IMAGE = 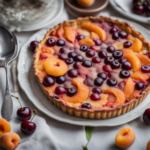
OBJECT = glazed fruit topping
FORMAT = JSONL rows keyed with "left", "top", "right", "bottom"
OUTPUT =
{"left": 93, "top": 39, "right": 102, "bottom": 46}
{"left": 141, "top": 65, "right": 150, "bottom": 73}
{"left": 135, "top": 82, "right": 145, "bottom": 90}
{"left": 73, "top": 62, "right": 81, "bottom": 69}
{"left": 68, "top": 52, "right": 77, "bottom": 58}
{"left": 46, "top": 38, "right": 56, "bottom": 47}
{"left": 68, "top": 69, "right": 78, "bottom": 78}
{"left": 90, "top": 93, "right": 101, "bottom": 101}
{"left": 92, "top": 57, "right": 101, "bottom": 63}
{"left": 94, "top": 78, "right": 103, "bottom": 86}
{"left": 56, "top": 39, "right": 65, "bottom": 46}
{"left": 113, "top": 50, "right": 123, "bottom": 59}
{"left": 76, "top": 35, "right": 85, "bottom": 41}
{"left": 55, "top": 86, "right": 66, "bottom": 94}
{"left": 120, "top": 70, "right": 130, "bottom": 78}
{"left": 80, "top": 45, "right": 88, "bottom": 52}
{"left": 65, "top": 57, "right": 74, "bottom": 64}
{"left": 67, "top": 88, "right": 77, "bottom": 96}
{"left": 119, "top": 31, "right": 128, "bottom": 39}
{"left": 56, "top": 76, "right": 66, "bottom": 84}
{"left": 59, "top": 47, "right": 66, "bottom": 53}
{"left": 81, "top": 103, "right": 91, "bottom": 109}
{"left": 92, "top": 87, "right": 102, "bottom": 94}
{"left": 86, "top": 49, "right": 95, "bottom": 57}
{"left": 104, "top": 56, "right": 114, "bottom": 64}
{"left": 112, "top": 32, "right": 119, "bottom": 40}
{"left": 124, "top": 41, "right": 132, "bottom": 48}
{"left": 30, "top": 41, "right": 39, "bottom": 52}
{"left": 107, "top": 46, "right": 115, "bottom": 53}
{"left": 107, "top": 78, "right": 117, "bottom": 86}
{"left": 97, "top": 72, "right": 107, "bottom": 80}
{"left": 110, "top": 27, "right": 118, "bottom": 34}
{"left": 43, "top": 76, "right": 55, "bottom": 87}
{"left": 82, "top": 60, "right": 92, "bottom": 67}
{"left": 111, "top": 61, "right": 120, "bottom": 69}
{"left": 74, "top": 55, "right": 84, "bottom": 62}
{"left": 103, "top": 65, "right": 112, "bottom": 72}
{"left": 98, "top": 51, "right": 107, "bottom": 58}
{"left": 122, "top": 61, "right": 132, "bottom": 70}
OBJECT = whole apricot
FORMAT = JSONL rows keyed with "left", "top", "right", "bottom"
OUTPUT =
{"left": 115, "top": 127, "right": 135, "bottom": 149}
{"left": 147, "top": 140, "right": 150, "bottom": 150}
{"left": 77, "top": 0, "right": 95, "bottom": 7}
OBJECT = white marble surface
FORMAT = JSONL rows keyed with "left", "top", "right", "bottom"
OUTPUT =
{"left": 1, "top": 2, "right": 150, "bottom": 150}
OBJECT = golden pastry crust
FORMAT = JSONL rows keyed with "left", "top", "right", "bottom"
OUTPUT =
{"left": 33, "top": 16, "right": 150, "bottom": 119}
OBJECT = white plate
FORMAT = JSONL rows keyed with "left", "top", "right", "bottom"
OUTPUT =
{"left": 110, "top": 0, "right": 150, "bottom": 24}
{"left": 18, "top": 17, "right": 150, "bottom": 127}
{"left": 6, "top": 0, "right": 64, "bottom": 32}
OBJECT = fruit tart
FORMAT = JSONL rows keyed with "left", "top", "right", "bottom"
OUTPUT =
{"left": 33, "top": 16, "right": 150, "bottom": 119}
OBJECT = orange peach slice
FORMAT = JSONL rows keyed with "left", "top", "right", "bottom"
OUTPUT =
{"left": 62, "top": 77, "right": 90, "bottom": 103}
{"left": 121, "top": 49, "right": 133, "bottom": 54}
{"left": 124, "top": 78, "right": 135, "bottom": 99}
{"left": 64, "top": 27, "right": 76, "bottom": 43}
{"left": 147, "top": 140, "right": 150, "bottom": 150}
{"left": 131, "top": 71, "right": 149, "bottom": 81}
{"left": 0, "top": 118, "right": 11, "bottom": 138}
{"left": 91, "top": 32, "right": 99, "bottom": 39}
{"left": 41, "top": 46, "right": 55, "bottom": 54}
{"left": 44, "top": 57, "right": 68, "bottom": 76}
{"left": 81, "top": 23, "right": 107, "bottom": 41}
{"left": 104, "top": 88, "right": 125, "bottom": 106}
{"left": 123, "top": 52, "right": 141, "bottom": 72}
{"left": 115, "top": 127, "right": 135, "bottom": 149}
{"left": 135, "top": 53, "right": 150, "bottom": 65}
{"left": 0, "top": 132, "right": 20, "bottom": 150}
{"left": 79, "top": 39, "right": 95, "bottom": 47}
{"left": 56, "top": 28, "right": 64, "bottom": 37}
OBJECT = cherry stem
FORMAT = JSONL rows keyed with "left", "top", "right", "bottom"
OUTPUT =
{"left": 30, "top": 110, "right": 37, "bottom": 122}
{"left": 11, "top": 95, "right": 23, "bottom": 110}
{"left": 138, "top": 2, "right": 143, "bottom": 5}
{"left": 147, "top": 0, "right": 150, "bottom": 5}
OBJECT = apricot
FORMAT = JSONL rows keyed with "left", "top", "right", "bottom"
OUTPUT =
{"left": 147, "top": 140, "right": 150, "bottom": 150}
{"left": 41, "top": 46, "right": 55, "bottom": 54}
{"left": 104, "top": 88, "right": 125, "bottom": 106}
{"left": 131, "top": 71, "right": 149, "bottom": 81}
{"left": 121, "top": 48, "right": 133, "bottom": 54}
{"left": 124, "top": 78, "right": 135, "bottom": 99}
{"left": 64, "top": 27, "right": 76, "bottom": 43}
{"left": 44, "top": 57, "right": 68, "bottom": 76}
{"left": 0, "top": 118, "right": 11, "bottom": 138}
{"left": 135, "top": 53, "right": 150, "bottom": 65}
{"left": 62, "top": 77, "right": 90, "bottom": 103}
{"left": 81, "top": 23, "right": 107, "bottom": 41}
{"left": 91, "top": 32, "right": 99, "bottom": 39}
{"left": 0, "top": 132, "right": 20, "bottom": 150}
{"left": 77, "top": 0, "right": 95, "bottom": 7}
{"left": 79, "top": 39, "right": 95, "bottom": 47}
{"left": 56, "top": 28, "right": 64, "bottom": 37}
{"left": 127, "top": 35, "right": 143, "bottom": 52}
{"left": 123, "top": 52, "right": 141, "bottom": 72}
{"left": 115, "top": 127, "right": 135, "bottom": 149}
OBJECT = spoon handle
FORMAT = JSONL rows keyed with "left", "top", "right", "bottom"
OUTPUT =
{"left": 1, "top": 64, "right": 13, "bottom": 120}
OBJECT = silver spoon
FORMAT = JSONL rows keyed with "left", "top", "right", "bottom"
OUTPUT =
{"left": 0, "top": 25, "right": 19, "bottom": 120}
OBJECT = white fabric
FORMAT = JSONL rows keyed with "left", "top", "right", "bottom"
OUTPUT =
{"left": 1, "top": 4, "right": 150, "bottom": 150}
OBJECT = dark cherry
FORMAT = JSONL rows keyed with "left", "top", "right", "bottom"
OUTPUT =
{"left": 80, "top": 45, "right": 88, "bottom": 52}
{"left": 46, "top": 38, "right": 56, "bottom": 47}
{"left": 92, "top": 57, "right": 101, "bottom": 63}
{"left": 82, "top": 60, "right": 92, "bottom": 68}
{"left": 73, "top": 62, "right": 81, "bottom": 69}
{"left": 135, "top": 82, "right": 144, "bottom": 90}
{"left": 113, "top": 50, "right": 123, "bottom": 59}
{"left": 133, "top": 0, "right": 145, "bottom": 3}
{"left": 120, "top": 70, "right": 130, "bottom": 78}
{"left": 65, "top": 58, "right": 74, "bottom": 64}
{"left": 122, "top": 61, "right": 132, "bottom": 70}
{"left": 143, "top": 1, "right": 149, "bottom": 8}
{"left": 143, "top": 109, "right": 150, "bottom": 125}
{"left": 90, "top": 93, "right": 100, "bottom": 101}
{"left": 110, "top": 27, "right": 118, "bottom": 34}
{"left": 84, "top": 77, "right": 94, "bottom": 87}
{"left": 119, "top": 31, "right": 128, "bottom": 39}
{"left": 124, "top": 41, "right": 132, "bottom": 48}
{"left": 76, "top": 35, "right": 85, "bottom": 41}
{"left": 97, "top": 72, "right": 107, "bottom": 80}
{"left": 107, "top": 78, "right": 117, "bottom": 86}
{"left": 68, "top": 52, "right": 77, "bottom": 58}
{"left": 68, "top": 69, "right": 78, "bottom": 78}
{"left": 94, "top": 78, "right": 103, "bottom": 86}
{"left": 145, "top": 5, "right": 150, "bottom": 17}
{"left": 108, "top": 22, "right": 114, "bottom": 27}
{"left": 74, "top": 55, "right": 84, "bottom": 62}
{"left": 98, "top": 51, "right": 107, "bottom": 58}
{"left": 86, "top": 49, "right": 95, "bottom": 57}
{"left": 58, "top": 53, "right": 68, "bottom": 60}
{"left": 104, "top": 56, "right": 114, "bottom": 64}
{"left": 112, "top": 32, "right": 119, "bottom": 40}
{"left": 55, "top": 86, "right": 66, "bottom": 94}
{"left": 111, "top": 61, "right": 120, "bottom": 69}
{"left": 53, "top": 95, "right": 59, "bottom": 99}
{"left": 56, "top": 39, "right": 65, "bottom": 46}
{"left": 30, "top": 41, "right": 39, "bottom": 52}
{"left": 56, "top": 76, "right": 66, "bottom": 84}
{"left": 125, "top": 99, "right": 131, "bottom": 103}
{"left": 141, "top": 65, "right": 150, "bottom": 73}
{"left": 92, "top": 87, "right": 102, "bottom": 94}
{"left": 119, "top": 57, "right": 127, "bottom": 64}
{"left": 59, "top": 47, "right": 66, "bottom": 53}
{"left": 107, "top": 46, "right": 115, "bottom": 53}
{"left": 66, "top": 88, "right": 77, "bottom": 97}
{"left": 133, "top": 3, "right": 144, "bottom": 15}
{"left": 93, "top": 39, "right": 102, "bottom": 46}
{"left": 17, "top": 107, "right": 31, "bottom": 121}
{"left": 118, "top": 80, "right": 126, "bottom": 91}
{"left": 103, "top": 65, "right": 112, "bottom": 72}
{"left": 43, "top": 76, "right": 55, "bottom": 87}
{"left": 81, "top": 103, "right": 91, "bottom": 109}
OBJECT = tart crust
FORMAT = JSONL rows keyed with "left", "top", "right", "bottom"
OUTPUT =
{"left": 34, "top": 16, "right": 150, "bottom": 119}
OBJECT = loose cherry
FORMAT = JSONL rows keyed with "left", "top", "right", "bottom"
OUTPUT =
{"left": 133, "top": 2, "right": 144, "bottom": 15}
{"left": 29, "top": 41, "right": 39, "bottom": 52}
{"left": 143, "top": 108, "right": 150, "bottom": 125}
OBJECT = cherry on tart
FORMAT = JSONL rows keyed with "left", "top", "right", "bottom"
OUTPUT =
{"left": 30, "top": 41, "right": 39, "bottom": 52}
{"left": 33, "top": 16, "right": 150, "bottom": 119}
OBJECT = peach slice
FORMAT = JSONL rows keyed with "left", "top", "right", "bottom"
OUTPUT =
{"left": 127, "top": 34, "right": 143, "bottom": 52}
{"left": 135, "top": 53, "right": 150, "bottom": 65}
{"left": 56, "top": 28, "right": 64, "bottom": 37}
{"left": 131, "top": 71, "right": 149, "bottom": 81}
{"left": 123, "top": 52, "right": 141, "bottom": 72}
{"left": 104, "top": 88, "right": 125, "bottom": 106}
{"left": 81, "top": 23, "right": 107, "bottom": 41}
{"left": 41, "top": 46, "right": 55, "bottom": 54}
{"left": 64, "top": 27, "right": 76, "bottom": 43}
{"left": 121, "top": 49, "right": 133, "bottom": 54}
{"left": 0, "top": 118, "right": 11, "bottom": 138}
{"left": 0, "top": 132, "right": 20, "bottom": 150}
{"left": 79, "top": 39, "right": 95, "bottom": 47}
{"left": 44, "top": 57, "right": 68, "bottom": 76}
{"left": 115, "top": 127, "right": 135, "bottom": 149}
{"left": 147, "top": 140, "right": 150, "bottom": 150}
{"left": 91, "top": 32, "right": 99, "bottom": 39}
{"left": 124, "top": 78, "right": 135, "bottom": 99}
{"left": 62, "top": 77, "right": 90, "bottom": 103}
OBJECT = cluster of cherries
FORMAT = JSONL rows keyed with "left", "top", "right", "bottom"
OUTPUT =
{"left": 133, "top": 0, "right": 150, "bottom": 17}
{"left": 11, "top": 95, "right": 37, "bottom": 135}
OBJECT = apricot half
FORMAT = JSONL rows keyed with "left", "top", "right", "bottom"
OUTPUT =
{"left": 115, "top": 127, "right": 135, "bottom": 149}
{"left": 131, "top": 71, "right": 149, "bottom": 81}
{"left": 0, "top": 118, "right": 11, "bottom": 137}
{"left": 79, "top": 39, "right": 95, "bottom": 47}
{"left": 135, "top": 53, "right": 150, "bottom": 65}
{"left": 121, "top": 48, "right": 133, "bottom": 54}
{"left": 64, "top": 27, "right": 76, "bottom": 43}
{"left": 44, "top": 57, "right": 68, "bottom": 76}
{"left": 104, "top": 88, "right": 125, "bottom": 106}
{"left": 124, "top": 78, "right": 135, "bottom": 99}
{"left": 77, "top": 0, "right": 95, "bottom": 7}
{"left": 56, "top": 28, "right": 64, "bottom": 37}
{"left": 123, "top": 52, "right": 141, "bottom": 72}
{"left": 91, "top": 32, "right": 99, "bottom": 39}
{"left": 81, "top": 23, "right": 107, "bottom": 41}
{"left": 62, "top": 77, "right": 90, "bottom": 103}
